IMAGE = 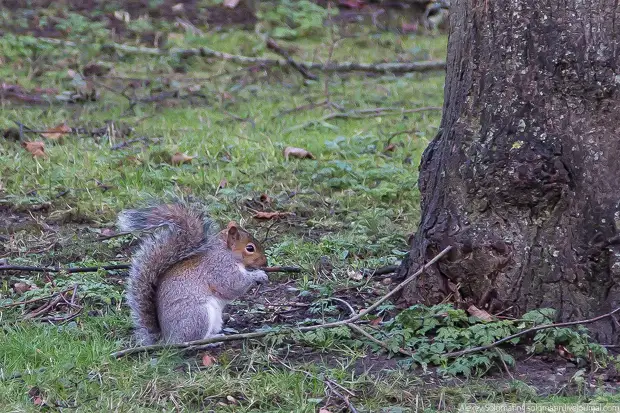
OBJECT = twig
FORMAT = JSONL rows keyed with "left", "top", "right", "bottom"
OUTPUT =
{"left": 346, "top": 322, "right": 413, "bottom": 357}
{"left": 330, "top": 297, "right": 356, "bottom": 316}
{"left": 0, "top": 264, "right": 301, "bottom": 274}
{"left": 110, "top": 137, "right": 159, "bottom": 151}
{"left": 262, "top": 266, "right": 302, "bottom": 273}
{"left": 285, "top": 106, "right": 442, "bottom": 133}
{"left": 266, "top": 38, "right": 317, "bottom": 81}
{"left": 35, "top": 37, "right": 446, "bottom": 75}
{"left": 0, "top": 292, "right": 61, "bottom": 309}
{"left": 361, "top": 265, "right": 399, "bottom": 277}
{"left": 443, "top": 306, "right": 620, "bottom": 359}
{"left": 110, "top": 246, "right": 452, "bottom": 358}
{"left": 494, "top": 348, "right": 515, "bottom": 380}
{"left": 1, "top": 367, "right": 47, "bottom": 381}
{"left": 326, "top": 379, "right": 359, "bottom": 413}
{"left": 0, "top": 264, "right": 130, "bottom": 274}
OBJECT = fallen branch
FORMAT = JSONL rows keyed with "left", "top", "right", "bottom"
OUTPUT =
{"left": 110, "top": 245, "right": 452, "bottom": 358}
{"left": 443, "top": 306, "right": 620, "bottom": 359}
{"left": 0, "top": 264, "right": 301, "bottom": 274}
{"left": 361, "top": 265, "right": 399, "bottom": 277}
{"left": 36, "top": 37, "right": 446, "bottom": 75}
{"left": 285, "top": 106, "right": 442, "bottom": 133}
{"left": 0, "top": 264, "right": 130, "bottom": 274}
{"left": 266, "top": 37, "right": 317, "bottom": 80}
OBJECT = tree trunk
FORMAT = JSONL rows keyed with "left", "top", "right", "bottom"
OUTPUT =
{"left": 398, "top": 0, "right": 620, "bottom": 343}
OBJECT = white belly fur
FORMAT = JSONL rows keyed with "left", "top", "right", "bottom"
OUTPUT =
{"left": 203, "top": 296, "right": 226, "bottom": 338}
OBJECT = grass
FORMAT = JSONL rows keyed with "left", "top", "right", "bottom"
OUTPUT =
{"left": 1, "top": 3, "right": 618, "bottom": 412}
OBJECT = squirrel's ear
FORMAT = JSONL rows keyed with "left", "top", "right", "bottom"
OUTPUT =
{"left": 226, "top": 223, "right": 240, "bottom": 245}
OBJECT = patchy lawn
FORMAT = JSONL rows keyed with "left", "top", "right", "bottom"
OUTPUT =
{"left": 1, "top": 2, "right": 619, "bottom": 412}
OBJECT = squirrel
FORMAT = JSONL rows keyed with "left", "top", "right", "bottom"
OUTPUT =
{"left": 117, "top": 202, "right": 269, "bottom": 345}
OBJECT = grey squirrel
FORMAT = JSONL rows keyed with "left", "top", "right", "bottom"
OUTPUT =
{"left": 118, "top": 202, "right": 269, "bottom": 345}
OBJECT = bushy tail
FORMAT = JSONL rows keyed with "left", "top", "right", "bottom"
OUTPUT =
{"left": 118, "top": 203, "right": 212, "bottom": 344}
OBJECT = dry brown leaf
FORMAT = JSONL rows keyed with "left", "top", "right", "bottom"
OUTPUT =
{"left": 201, "top": 353, "right": 217, "bottom": 366}
{"left": 259, "top": 193, "right": 271, "bottom": 204}
{"left": 319, "top": 408, "right": 332, "bottom": 413}
{"left": 100, "top": 228, "right": 116, "bottom": 237}
{"left": 383, "top": 143, "right": 396, "bottom": 152}
{"left": 23, "top": 141, "right": 47, "bottom": 157}
{"left": 223, "top": 0, "right": 241, "bottom": 8}
{"left": 41, "top": 123, "right": 71, "bottom": 141}
{"left": 13, "top": 282, "right": 32, "bottom": 294}
{"left": 114, "top": 10, "right": 130, "bottom": 22}
{"left": 226, "top": 395, "right": 238, "bottom": 404}
{"left": 467, "top": 305, "right": 494, "bottom": 322}
{"left": 171, "top": 152, "right": 195, "bottom": 165}
{"left": 347, "top": 269, "right": 363, "bottom": 281}
{"left": 369, "top": 316, "right": 383, "bottom": 326}
{"left": 381, "top": 277, "right": 392, "bottom": 285}
{"left": 218, "top": 179, "right": 227, "bottom": 189}
{"left": 283, "top": 146, "right": 315, "bottom": 161}
{"left": 253, "top": 211, "right": 292, "bottom": 220}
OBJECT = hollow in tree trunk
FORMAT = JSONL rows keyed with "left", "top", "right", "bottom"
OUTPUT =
{"left": 398, "top": 0, "right": 620, "bottom": 343}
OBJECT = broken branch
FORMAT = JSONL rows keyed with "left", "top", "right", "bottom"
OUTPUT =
{"left": 443, "top": 306, "right": 620, "bottom": 359}
{"left": 36, "top": 37, "right": 446, "bottom": 75}
{"left": 0, "top": 264, "right": 301, "bottom": 274}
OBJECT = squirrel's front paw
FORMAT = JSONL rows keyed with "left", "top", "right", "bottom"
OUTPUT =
{"left": 251, "top": 269, "right": 268, "bottom": 284}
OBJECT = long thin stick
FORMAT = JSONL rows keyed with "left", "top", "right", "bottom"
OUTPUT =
{"left": 0, "top": 264, "right": 301, "bottom": 274}
{"left": 36, "top": 37, "right": 446, "bottom": 75}
{"left": 0, "top": 264, "right": 130, "bottom": 274}
{"left": 443, "top": 306, "right": 620, "bottom": 359}
{"left": 110, "top": 246, "right": 452, "bottom": 358}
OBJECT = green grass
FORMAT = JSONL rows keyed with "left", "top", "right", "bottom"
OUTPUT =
{"left": 1, "top": 5, "right": 618, "bottom": 412}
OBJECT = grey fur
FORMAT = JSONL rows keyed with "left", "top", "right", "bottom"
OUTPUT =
{"left": 118, "top": 203, "right": 267, "bottom": 345}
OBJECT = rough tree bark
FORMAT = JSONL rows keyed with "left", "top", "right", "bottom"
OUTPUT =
{"left": 398, "top": 0, "right": 620, "bottom": 343}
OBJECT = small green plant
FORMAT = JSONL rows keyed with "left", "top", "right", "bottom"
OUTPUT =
{"left": 372, "top": 304, "right": 611, "bottom": 377}
{"left": 257, "top": 0, "right": 338, "bottom": 40}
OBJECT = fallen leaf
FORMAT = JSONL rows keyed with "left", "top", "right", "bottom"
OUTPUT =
{"left": 339, "top": 0, "right": 365, "bottom": 9}
{"left": 223, "top": 0, "right": 240, "bottom": 8}
{"left": 381, "top": 277, "right": 392, "bottom": 285}
{"left": 283, "top": 146, "right": 315, "bottom": 161}
{"left": 347, "top": 269, "right": 363, "bottom": 281}
{"left": 384, "top": 143, "right": 396, "bottom": 152}
{"left": 226, "top": 395, "right": 238, "bottom": 404}
{"left": 467, "top": 305, "right": 494, "bottom": 322}
{"left": 83, "top": 61, "right": 112, "bottom": 77}
{"left": 28, "top": 387, "right": 45, "bottom": 407}
{"left": 114, "top": 10, "right": 131, "bottom": 22}
{"left": 259, "top": 193, "right": 271, "bottom": 204}
{"left": 100, "top": 228, "right": 116, "bottom": 237}
{"left": 41, "top": 123, "right": 71, "bottom": 141}
{"left": 370, "top": 316, "right": 383, "bottom": 326}
{"left": 557, "top": 344, "right": 575, "bottom": 360}
{"left": 23, "top": 141, "right": 47, "bottom": 157}
{"left": 171, "top": 152, "right": 195, "bottom": 165}
{"left": 171, "top": 3, "right": 184, "bottom": 11}
{"left": 218, "top": 179, "right": 227, "bottom": 189}
{"left": 319, "top": 408, "right": 332, "bottom": 413}
{"left": 202, "top": 353, "right": 217, "bottom": 366}
{"left": 13, "top": 282, "right": 32, "bottom": 294}
{"left": 253, "top": 211, "right": 292, "bottom": 220}
{"left": 401, "top": 21, "right": 419, "bottom": 33}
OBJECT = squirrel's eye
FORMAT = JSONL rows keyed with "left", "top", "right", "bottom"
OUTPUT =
{"left": 245, "top": 243, "right": 255, "bottom": 253}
